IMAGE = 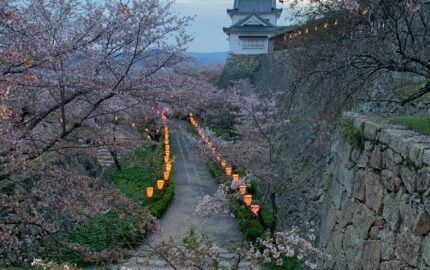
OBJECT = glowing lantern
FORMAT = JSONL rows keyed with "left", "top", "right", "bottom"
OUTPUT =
{"left": 216, "top": 156, "right": 221, "bottom": 161}
{"left": 146, "top": 187, "right": 154, "bottom": 199}
{"left": 334, "top": 19, "right": 339, "bottom": 26}
{"left": 164, "top": 156, "right": 169, "bottom": 163}
{"left": 323, "top": 22, "right": 328, "bottom": 29}
{"left": 166, "top": 163, "right": 172, "bottom": 172}
{"left": 164, "top": 171, "right": 170, "bottom": 181}
{"left": 131, "top": 122, "right": 136, "bottom": 128}
{"left": 189, "top": 112, "right": 193, "bottom": 117}
{"left": 157, "top": 180, "right": 165, "bottom": 190}
{"left": 221, "top": 160, "right": 227, "bottom": 168}
{"left": 233, "top": 174, "right": 239, "bottom": 182}
{"left": 239, "top": 185, "right": 247, "bottom": 196}
{"left": 165, "top": 150, "right": 170, "bottom": 157}
{"left": 114, "top": 116, "right": 119, "bottom": 122}
{"left": 305, "top": 28, "right": 309, "bottom": 34}
{"left": 251, "top": 204, "right": 260, "bottom": 216}
{"left": 225, "top": 167, "right": 232, "bottom": 176}
{"left": 165, "top": 144, "right": 170, "bottom": 151}
{"left": 161, "top": 114, "right": 167, "bottom": 121}
{"left": 243, "top": 195, "right": 252, "bottom": 206}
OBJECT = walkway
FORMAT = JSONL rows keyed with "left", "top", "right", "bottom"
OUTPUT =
{"left": 104, "top": 121, "right": 241, "bottom": 270}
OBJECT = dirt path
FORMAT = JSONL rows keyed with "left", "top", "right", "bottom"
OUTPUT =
{"left": 102, "top": 121, "right": 241, "bottom": 270}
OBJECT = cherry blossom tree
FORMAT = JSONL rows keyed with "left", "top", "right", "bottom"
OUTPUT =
{"left": 0, "top": 0, "right": 192, "bottom": 179}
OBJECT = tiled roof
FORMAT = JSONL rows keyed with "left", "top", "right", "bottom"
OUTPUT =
{"left": 233, "top": 0, "right": 276, "bottom": 12}
{"left": 232, "top": 13, "right": 275, "bottom": 27}
{"left": 223, "top": 25, "right": 287, "bottom": 34}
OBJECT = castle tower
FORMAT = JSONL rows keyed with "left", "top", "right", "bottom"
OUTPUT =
{"left": 223, "top": 0, "right": 284, "bottom": 54}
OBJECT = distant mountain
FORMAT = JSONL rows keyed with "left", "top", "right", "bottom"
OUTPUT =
{"left": 183, "top": 51, "right": 228, "bottom": 65}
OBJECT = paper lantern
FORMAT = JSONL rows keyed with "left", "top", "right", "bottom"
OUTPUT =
{"left": 164, "top": 156, "right": 169, "bottom": 164}
{"left": 114, "top": 116, "right": 119, "bottom": 122}
{"left": 165, "top": 144, "right": 170, "bottom": 151}
{"left": 189, "top": 112, "right": 193, "bottom": 117}
{"left": 233, "top": 174, "right": 239, "bottom": 182}
{"left": 225, "top": 167, "right": 232, "bottom": 176}
{"left": 239, "top": 185, "right": 247, "bottom": 196}
{"left": 221, "top": 160, "right": 227, "bottom": 168}
{"left": 216, "top": 156, "right": 221, "bottom": 161}
{"left": 146, "top": 187, "right": 154, "bottom": 199}
{"left": 166, "top": 163, "right": 172, "bottom": 172}
{"left": 157, "top": 180, "right": 165, "bottom": 190}
{"left": 243, "top": 195, "right": 252, "bottom": 206}
{"left": 165, "top": 139, "right": 169, "bottom": 145}
{"left": 131, "top": 122, "right": 136, "bottom": 128}
{"left": 163, "top": 171, "right": 170, "bottom": 181}
{"left": 165, "top": 150, "right": 170, "bottom": 157}
{"left": 251, "top": 204, "right": 260, "bottom": 216}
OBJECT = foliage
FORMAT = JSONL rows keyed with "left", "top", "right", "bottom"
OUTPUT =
{"left": 263, "top": 255, "right": 304, "bottom": 270}
{"left": 150, "top": 229, "right": 225, "bottom": 270}
{"left": 228, "top": 197, "right": 265, "bottom": 241}
{"left": 340, "top": 117, "right": 364, "bottom": 150}
{"left": 207, "top": 160, "right": 225, "bottom": 184}
{"left": 390, "top": 116, "right": 430, "bottom": 136}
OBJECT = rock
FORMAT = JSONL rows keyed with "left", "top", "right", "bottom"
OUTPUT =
{"left": 422, "top": 235, "right": 430, "bottom": 266}
{"left": 379, "top": 229, "right": 396, "bottom": 260}
{"left": 383, "top": 193, "right": 401, "bottom": 232}
{"left": 364, "top": 170, "right": 384, "bottom": 213}
{"left": 343, "top": 225, "right": 363, "bottom": 267}
{"left": 417, "top": 167, "right": 430, "bottom": 193}
{"left": 362, "top": 119, "right": 382, "bottom": 141}
{"left": 423, "top": 150, "right": 430, "bottom": 166}
{"left": 380, "top": 260, "right": 404, "bottom": 270}
{"left": 370, "top": 145, "right": 382, "bottom": 170}
{"left": 351, "top": 149, "right": 361, "bottom": 163}
{"left": 408, "top": 142, "right": 428, "bottom": 167}
{"left": 382, "top": 169, "right": 401, "bottom": 192}
{"left": 352, "top": 170, "right": 366, "bottom": 201}
{"left": 400, "top": 165, "right": 417, "bottom": 194}
{"left": 383, "top": 148, "right": 395, "bottom": 169}
{"left": 412, "top": 208, "right": 430, "bottom": 236}
{"left": 394, "top": 153, "right": 403, "bottom": 164}
{"left": 339, "top": 196, "right": 359, "bottom": 228}
{"left": 329, "top": 177, "right": 344, "bottom": 209}
{"left": 395, "top": 227, "right": 421, "bottom": 267}
{"left": 352, "top": 204, "right": 377, "bottom": 240}
{"left": 360, "top": 240, "right": 381, "bottom": 270}
{"left": 369, "top": 226, "right": 380, "bottom": 239}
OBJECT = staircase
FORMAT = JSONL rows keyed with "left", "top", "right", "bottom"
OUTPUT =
{"left": 107, "top": 249, "right": 253, "bottom": 270}
{"left": 96, "top": 147, "right": 116, "bottom": 168}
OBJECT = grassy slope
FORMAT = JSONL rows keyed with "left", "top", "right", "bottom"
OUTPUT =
{"left": 390, "top": 116, "right": 430, "bottom": 136}
{"left": 54, "top": 144, "right": 174, "bottom": 265}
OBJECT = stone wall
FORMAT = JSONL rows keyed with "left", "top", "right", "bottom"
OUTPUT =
{"left": 217, "top": 54, "right": 261, "bottom": 88}
{"left": 319, "top": 113, "right": 430, "bottom": 269}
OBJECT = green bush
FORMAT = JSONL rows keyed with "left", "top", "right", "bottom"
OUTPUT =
{"left": 263, "top": 255, "right": 304, "bottom": 270}
{"left": 229, "top": 198, "right": 265, "bottom": 241}
{"left": 340, "top": 117, "right": 364, "bottom": 149}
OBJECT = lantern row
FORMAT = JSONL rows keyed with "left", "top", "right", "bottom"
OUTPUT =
{"left": 189, "top": 112, "right": 260, "bottom": 217}
{"left": 145, "top": 113, "right": 172, "bottom": 200}
{"left": 281, "top": 8, "right": 369, "bottom": 42}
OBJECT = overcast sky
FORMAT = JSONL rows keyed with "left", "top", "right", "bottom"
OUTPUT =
{"left": 172, "top": 0, "right": 292, "bottom": 53}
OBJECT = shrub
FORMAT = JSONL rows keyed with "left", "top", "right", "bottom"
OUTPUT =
{"left": 340, "top": 117, "right": 364, "bottom": 150}
{"left": 229, "top": 198, "right": 265, "bottom": 241}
